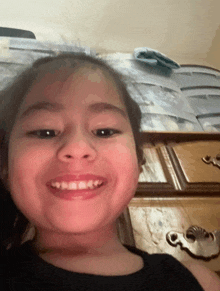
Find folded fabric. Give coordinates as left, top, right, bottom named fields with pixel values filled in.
left=133, top=47, right=180, bottom=69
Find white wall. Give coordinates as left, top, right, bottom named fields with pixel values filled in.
left=1, top=0, right=220, bottom=68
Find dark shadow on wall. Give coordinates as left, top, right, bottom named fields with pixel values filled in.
left=0, top=27, right=36, bottom=39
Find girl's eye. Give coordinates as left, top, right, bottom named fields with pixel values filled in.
left=94, top=128, right=121, bottom=138
left=27, top=129, right=120, bottom=139
left=28, top=130, right=58, bottom=139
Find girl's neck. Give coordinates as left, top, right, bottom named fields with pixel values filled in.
left=31, top=223, right=124, bottom=257
left=30, top=223, right=144, bottom=276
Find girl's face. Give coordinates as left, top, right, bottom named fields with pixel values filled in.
left=8, top=67, right=140, bottom=235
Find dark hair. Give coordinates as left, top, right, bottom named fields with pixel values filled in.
left=0, top=52, right=145, bottom=253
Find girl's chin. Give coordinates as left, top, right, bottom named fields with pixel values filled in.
left=44, top=211, right=110, bottom=234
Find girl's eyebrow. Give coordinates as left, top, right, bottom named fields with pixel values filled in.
left=19, top=101, right=128, bottom=120
left=88, top=102, right=128, bottom=119
left=19, top=101, right=65, bottom=119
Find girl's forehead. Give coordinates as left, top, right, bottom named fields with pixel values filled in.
left=33, top=66, right=113, bottom=88
left=21, top=67, right=126, bottom=110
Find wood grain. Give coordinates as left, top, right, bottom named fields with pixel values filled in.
left=128, top=197, right=220, bottom=272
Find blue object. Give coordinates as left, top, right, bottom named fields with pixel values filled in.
left=134, top=47, right=180, bottom=69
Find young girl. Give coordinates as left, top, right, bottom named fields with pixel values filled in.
left=0, top=52, right=219, bottom=290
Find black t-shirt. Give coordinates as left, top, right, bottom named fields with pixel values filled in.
left=0, top=241, right=204, bottom=290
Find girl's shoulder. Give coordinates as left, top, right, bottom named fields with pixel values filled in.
left=127, top=244, right=220, bottom=291
left=182, top=261, right=220, bottom=291
left=125, top=245, right=205, bottom=290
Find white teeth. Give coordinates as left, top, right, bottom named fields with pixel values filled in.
left=51, top=181, right=61, bottom=189
left=50, top=180, right=103, bottom=190
left=78, top=181, right=87, bottom=190
left=61, top=182, right=68, bottom=190
left=94, top=180, right=99, bottom=186
left=69, top=182, right=77, bottom=190
left=87, top=180, right=93, bottom=188
left=87, top=180, right=95, bottom=189
left=55, top=182, right=60, bottom=189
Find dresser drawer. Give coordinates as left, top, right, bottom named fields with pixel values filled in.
left=164, top=141, right=220, bottom=192
left=128, top=197, right=220, bottom=273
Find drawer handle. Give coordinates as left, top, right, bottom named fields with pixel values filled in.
left=166, top=225, right=220, bottom=259
left=202, top=154, right=220, bottom=169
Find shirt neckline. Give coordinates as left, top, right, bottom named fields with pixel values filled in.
left=20, top=241, right=149, bottom=280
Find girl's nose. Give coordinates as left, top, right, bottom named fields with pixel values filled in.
left=57, top=131, right=97, bottom=163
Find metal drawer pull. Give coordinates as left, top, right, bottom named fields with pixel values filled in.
left=202, top=154, right=220, bottom=169
left=166, top=226, right=220, bottom=259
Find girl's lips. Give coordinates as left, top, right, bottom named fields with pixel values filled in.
left=46, top=174, right=108, bottom=201
left=47, top=184, right=106, bottom=201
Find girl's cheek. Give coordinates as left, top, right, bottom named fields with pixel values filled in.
left=9, top=141, right=52, bottom=176
left=104, top=140, right=139, bottom=174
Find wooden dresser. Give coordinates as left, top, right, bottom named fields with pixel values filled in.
left=117, top=132, right=220, bottom=276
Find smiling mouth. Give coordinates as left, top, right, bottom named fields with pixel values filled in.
left=50, top=180, right=104, bottom=191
